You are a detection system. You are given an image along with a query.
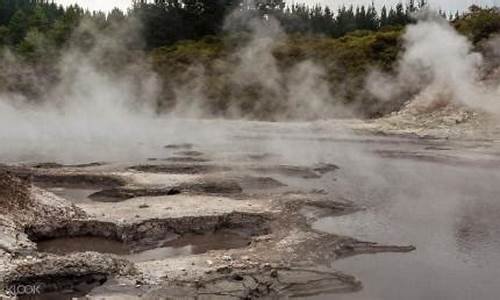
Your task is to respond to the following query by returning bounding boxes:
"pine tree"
[380,5,388,27]
[366,3,378,31]
[8,10,28,44]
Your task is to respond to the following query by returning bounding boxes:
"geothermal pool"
[4,119,500,299]
[311,143,500,300]
[197,120,500,300]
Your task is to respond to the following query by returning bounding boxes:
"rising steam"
[172,16,338,120]
[367,13,500,113]
[1,9,499,163]
[0,19,170,163]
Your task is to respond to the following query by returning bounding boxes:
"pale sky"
[56,0,498,13]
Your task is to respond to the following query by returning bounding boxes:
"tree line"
[131,0,434,48]
[0,0,437,51]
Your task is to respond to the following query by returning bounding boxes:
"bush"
[455,6,500,43]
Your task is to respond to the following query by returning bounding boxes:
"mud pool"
[46,188,100,203]
[37,230,253,263]
[2,119,500,299]
[197,121,500,300]
[311,142,500,300]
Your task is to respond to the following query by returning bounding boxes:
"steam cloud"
[0,19,182,163]
[367,14,500,113]
[0,9,499,163]
[172,16,338,120]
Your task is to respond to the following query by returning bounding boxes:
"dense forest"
[1,0,461,49]
[0,0,499,118]
[0,0,435,51]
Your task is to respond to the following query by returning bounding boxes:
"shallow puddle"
[37,230,252,263]
[47,188,101,203]
[128,230,252,262]
[37,236,130,256]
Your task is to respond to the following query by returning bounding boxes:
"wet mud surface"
[174,150,205,157]
[129,164,231,175]
[5,120,499,299]
[143,268,362,299]
[0,161,406,299]
[88,179,243,202]
[36,229,253,263]
[374,149,500,169]
[47,188,101,203]
[13,273,108,300]
[31,162,106,169]
[250,163,338,179]
[163,143,194,150]
[161,156,210,163]
[237,176,287,190]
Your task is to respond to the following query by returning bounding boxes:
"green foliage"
[455,6,500,43]
[0,0,429,52]
[148,29,403,118]
[17,28,49,59]
[0,0,498,119]
[0,0,131,54]
[130,1,425,48]
[130,0,238,49]
[0,24,9,44]
[8,9,27,44]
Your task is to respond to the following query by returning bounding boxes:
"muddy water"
[37,230,251,263]
[311,151,500,300]
[46,187,100,203]
[127,231,251,262]
[8,119,500,299]
[37,237,130,256]
[222,122,500,300]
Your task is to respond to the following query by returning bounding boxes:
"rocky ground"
[352,100,500,140]
[0,143,415,299]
